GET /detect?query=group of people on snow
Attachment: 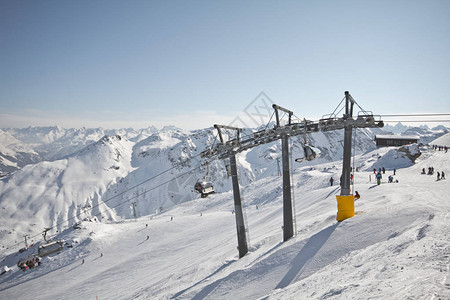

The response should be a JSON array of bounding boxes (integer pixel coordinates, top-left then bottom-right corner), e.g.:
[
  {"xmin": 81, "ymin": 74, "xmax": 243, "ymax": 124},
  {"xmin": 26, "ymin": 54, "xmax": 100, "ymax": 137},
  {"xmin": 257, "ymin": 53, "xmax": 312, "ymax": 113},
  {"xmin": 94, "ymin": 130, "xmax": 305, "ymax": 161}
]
[
  {"xmin": 432, "ymin": 145, "xmax": 448, "ymax": 153},
  {"xmin": 18, "ymin": 256, "xmax": 41, "ymax": 271},
  {"xmin": 422, "ymin": 167, "xmax": 445, "ymax": 181},
  {"xmin": 423, "ymin": 167, "xmax": 435, "ymax": 175},
  {"xmin": 373, "ymin": 167, "xmax": 386, "ymax": 174}
]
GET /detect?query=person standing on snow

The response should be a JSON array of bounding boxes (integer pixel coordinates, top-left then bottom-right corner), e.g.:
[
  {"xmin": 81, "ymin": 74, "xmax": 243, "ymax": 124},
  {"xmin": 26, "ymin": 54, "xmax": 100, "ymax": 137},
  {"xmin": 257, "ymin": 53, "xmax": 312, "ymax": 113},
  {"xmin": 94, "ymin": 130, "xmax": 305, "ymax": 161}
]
[{"xmin": 376, "ymin": 172, "xmax": 382, "ymax": 185}]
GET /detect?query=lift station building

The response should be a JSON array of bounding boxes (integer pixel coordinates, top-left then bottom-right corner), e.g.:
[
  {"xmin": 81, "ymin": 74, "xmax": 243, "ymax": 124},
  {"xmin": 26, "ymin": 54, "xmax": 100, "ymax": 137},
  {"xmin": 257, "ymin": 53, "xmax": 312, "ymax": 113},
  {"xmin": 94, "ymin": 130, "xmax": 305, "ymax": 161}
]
[{"xmin": 374, "ymin": 134, "xmax": 419, "ymax": 147}]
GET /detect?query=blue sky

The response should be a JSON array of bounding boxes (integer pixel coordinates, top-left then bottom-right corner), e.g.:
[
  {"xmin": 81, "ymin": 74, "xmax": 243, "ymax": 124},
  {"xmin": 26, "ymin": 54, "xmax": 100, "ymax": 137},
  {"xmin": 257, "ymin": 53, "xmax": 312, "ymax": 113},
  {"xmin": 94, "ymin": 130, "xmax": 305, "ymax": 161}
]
[{"xmin": 1, "ymin": 0, "xmax": 449, "ymax": 129}]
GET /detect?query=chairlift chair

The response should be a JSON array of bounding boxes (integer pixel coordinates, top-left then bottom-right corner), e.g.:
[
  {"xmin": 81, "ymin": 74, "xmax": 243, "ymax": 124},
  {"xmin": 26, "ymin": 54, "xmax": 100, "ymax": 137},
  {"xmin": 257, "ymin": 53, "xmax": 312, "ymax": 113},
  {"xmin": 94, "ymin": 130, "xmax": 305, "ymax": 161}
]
[
  {"xmin": 303, "ymin": 144, "xmax": 317, "ymax": 161},
  {"xmin": 194, "ymin": 162, "xmax": 215, "ymax": 198},
  {"xmin": 194, "ymin": 180, "xmax": 215, "ymax": 198}
]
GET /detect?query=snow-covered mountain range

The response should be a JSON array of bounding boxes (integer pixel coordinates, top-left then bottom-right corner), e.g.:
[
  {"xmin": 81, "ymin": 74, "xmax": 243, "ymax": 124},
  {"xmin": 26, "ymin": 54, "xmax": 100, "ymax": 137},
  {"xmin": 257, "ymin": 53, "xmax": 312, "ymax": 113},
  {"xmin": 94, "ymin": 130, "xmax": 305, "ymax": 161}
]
[{"xmin": 1, "ymin": 123, "xmax": 447, "ymax": 176}]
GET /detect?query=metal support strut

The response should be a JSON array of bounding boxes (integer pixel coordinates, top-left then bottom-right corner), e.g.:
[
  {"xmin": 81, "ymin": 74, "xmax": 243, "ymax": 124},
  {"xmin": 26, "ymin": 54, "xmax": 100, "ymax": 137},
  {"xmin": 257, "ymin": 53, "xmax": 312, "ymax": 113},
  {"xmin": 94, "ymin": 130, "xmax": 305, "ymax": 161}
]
[
  {"xmin": 229, "ymin": 152, "xmax": 248, "ymax": 258},
  {"xmin": 281, "ymin": 135, "xmax": 294, "ymax": 241},
  {"xmin": 340, "ymin": 91, "xmax": 354, "ymax": 196},
  {"xmin": 337, "ymin": 91, "xmax": 356, "ymax": 221}
]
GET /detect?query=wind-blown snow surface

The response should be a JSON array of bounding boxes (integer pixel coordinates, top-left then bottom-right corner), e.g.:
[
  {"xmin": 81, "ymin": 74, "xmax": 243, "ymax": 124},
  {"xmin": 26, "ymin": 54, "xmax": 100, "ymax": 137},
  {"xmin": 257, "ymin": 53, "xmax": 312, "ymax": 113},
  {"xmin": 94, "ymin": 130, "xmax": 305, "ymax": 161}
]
[{"xmin": 0, "ymin": 145, "xmax": 449, "ymax": 299}]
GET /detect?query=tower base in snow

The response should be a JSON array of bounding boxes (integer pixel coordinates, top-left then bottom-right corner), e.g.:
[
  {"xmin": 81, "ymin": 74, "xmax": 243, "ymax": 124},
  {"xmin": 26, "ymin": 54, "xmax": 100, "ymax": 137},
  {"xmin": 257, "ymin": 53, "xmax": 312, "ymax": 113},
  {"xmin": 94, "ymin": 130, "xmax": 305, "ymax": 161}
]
[{"xmin": 336, "ymin": 195, "xmax": 355, "ymax": 221}]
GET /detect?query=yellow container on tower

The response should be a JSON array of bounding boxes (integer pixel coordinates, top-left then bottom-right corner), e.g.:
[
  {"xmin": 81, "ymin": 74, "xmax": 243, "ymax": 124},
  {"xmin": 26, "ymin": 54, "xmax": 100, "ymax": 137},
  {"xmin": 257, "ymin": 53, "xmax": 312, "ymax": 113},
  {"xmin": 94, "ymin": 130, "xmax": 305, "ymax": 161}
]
[{"xmin": 336, "ymin": 195, "xmax": 355, "ymax": 221}]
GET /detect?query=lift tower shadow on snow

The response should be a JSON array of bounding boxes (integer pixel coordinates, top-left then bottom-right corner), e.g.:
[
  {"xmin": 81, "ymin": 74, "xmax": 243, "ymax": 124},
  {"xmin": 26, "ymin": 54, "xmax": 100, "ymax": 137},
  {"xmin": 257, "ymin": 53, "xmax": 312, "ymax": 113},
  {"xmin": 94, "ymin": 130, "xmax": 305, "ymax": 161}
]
[{"xmin": 201, "ymin": 91, "xmax": 384, "ymax": 258}]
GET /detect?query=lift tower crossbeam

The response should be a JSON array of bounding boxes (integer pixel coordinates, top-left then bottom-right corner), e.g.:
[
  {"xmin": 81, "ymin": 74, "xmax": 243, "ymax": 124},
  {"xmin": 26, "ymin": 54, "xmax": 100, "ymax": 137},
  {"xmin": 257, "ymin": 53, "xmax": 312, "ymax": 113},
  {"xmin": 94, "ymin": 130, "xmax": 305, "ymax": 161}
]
[{"xmin": 273, "ymin": 104, "xmax": 293, "ymax": 127}]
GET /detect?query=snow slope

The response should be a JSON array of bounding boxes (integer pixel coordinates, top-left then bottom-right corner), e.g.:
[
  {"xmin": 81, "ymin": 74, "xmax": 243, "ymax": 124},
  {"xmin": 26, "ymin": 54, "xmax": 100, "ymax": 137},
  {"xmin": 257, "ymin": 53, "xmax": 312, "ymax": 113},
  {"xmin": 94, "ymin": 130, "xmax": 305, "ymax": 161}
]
[
  {"xmin": 0, "ymin": 135, "xmax": 134, "ymax": 246},
  {"xmin": 431, "ymin": 132, "xmax": 450, "ymax": 147},
  {"xmin": 0, "ymin": 145, "xmax": 449, "ymax": 299}
]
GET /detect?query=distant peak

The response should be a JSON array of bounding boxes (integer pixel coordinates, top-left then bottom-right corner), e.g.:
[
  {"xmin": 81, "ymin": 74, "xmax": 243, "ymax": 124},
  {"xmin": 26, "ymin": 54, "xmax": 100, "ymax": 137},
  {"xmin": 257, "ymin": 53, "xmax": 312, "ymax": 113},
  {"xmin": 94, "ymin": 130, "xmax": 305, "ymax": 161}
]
[{"xmin": 161, "ymin": 125, "xmax": 182, "ymax": 132}]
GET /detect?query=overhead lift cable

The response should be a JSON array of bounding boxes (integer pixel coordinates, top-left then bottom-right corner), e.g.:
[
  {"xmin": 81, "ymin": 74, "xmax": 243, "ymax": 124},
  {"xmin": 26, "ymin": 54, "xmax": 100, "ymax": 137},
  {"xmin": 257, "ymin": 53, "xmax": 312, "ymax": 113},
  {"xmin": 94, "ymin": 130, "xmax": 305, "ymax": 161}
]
[
  {"xmin": 379, "ymin": 120, "xmax": 450, "ymax": 123},
  {"xmin": 380, "ymin": 113, "xmax": 450, "ymax": 123}
]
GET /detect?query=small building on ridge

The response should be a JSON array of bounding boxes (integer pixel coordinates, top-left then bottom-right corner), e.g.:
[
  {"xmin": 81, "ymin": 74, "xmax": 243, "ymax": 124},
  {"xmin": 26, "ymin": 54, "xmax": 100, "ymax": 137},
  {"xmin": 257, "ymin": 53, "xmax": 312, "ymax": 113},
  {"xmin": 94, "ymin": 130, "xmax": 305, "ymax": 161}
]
[{"xmin": 374, "ymin": 135, "xmax": 419, "ymax": 147}]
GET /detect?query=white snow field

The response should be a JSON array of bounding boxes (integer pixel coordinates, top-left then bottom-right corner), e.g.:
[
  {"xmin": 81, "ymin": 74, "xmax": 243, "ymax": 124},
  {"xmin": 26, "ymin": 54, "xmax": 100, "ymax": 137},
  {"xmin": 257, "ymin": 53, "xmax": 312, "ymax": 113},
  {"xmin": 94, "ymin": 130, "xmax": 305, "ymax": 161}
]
[{"xmin": 0, "ymin": 144, "xmax": 449, "ymax": 299}]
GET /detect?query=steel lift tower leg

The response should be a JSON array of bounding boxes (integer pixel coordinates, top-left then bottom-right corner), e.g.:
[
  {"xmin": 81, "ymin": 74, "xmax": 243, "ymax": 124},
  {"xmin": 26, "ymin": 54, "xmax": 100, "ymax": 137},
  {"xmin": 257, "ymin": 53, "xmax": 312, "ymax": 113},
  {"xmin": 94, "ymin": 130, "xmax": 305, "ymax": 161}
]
[
  {"xmin": 340, "ymin": 125, "xmax": 353, "ymax": 196},
  {"xmin": 340, "ymin": 91, "xmax": 353, "ymax": 196},
  {"xmin": 281, "ymin": 135, "xmax": 294, "ymax": 241},
  {"xmin": 229, "ymin": 152, "xmax": 248, "ymax": 258},
  {"xmin": 337, "ymin": 91, "xmax": 355, "ymax": 221}
]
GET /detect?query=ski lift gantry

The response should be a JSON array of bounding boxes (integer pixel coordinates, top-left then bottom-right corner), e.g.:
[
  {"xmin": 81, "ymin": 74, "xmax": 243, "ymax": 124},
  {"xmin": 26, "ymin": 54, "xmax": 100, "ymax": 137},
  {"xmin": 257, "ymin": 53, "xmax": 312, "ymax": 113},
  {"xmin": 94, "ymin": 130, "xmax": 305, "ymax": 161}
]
[{"xmin": 201, "ymin": 91, "xmax": 384, "ymax": 258}]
